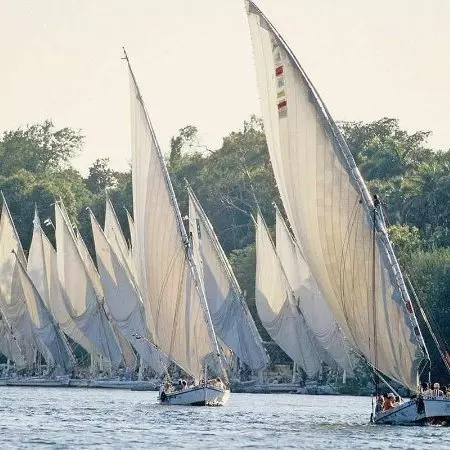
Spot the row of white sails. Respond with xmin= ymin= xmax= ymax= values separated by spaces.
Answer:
xmin=1 ymin=0 xmax=425 ymax=392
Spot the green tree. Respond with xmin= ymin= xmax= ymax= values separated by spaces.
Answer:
xmin=0 ymin=120 xmax=83 ymax=176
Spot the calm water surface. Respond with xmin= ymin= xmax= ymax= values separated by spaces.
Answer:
xmin=0 ymin=388 xmax=449 ymax=449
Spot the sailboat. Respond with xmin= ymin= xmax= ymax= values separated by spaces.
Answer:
xmin=188 ymin=185 xmax=269 ymax=377
xmin=255 ymin=211 xmax=324 ymax=378
xmin=28 ymin=209 xmax=100 ymax=373
xmin=245 ymin=0 xmax=450 ymax=424
xmin=55 ymin=201 xmax=123 ymax=373
xmin=274 ymin=206 xmax=354 ymax=377
xmin=125 ymin=50 xmax=229 ymax=406
xmin=89 ymin=204 xmax=167 ymax=377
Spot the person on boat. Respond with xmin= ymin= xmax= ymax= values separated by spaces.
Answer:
xmin=420 ymin=381 xmax=431 ymax=396
xmin=215 ymin=378 xmax=225 ymax=390
xmin=181 ymin=380 xmax=188 ymax=390
xmin=382 ymin=393 xmax=395 ymax=411
xmin=375 ymin=395 xmax=384 ymax=414
xmin=432 ymin=382 xmax=444 ymax=397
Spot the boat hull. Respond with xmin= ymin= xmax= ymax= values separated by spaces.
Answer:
xmin=159 ymin=385 xmax=229 ymax=406
xmin=375 ymin=397 xmax=450 ymax=425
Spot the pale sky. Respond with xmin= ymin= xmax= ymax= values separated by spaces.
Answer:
xmin=1 ymin=0 xmax=449 ymax=174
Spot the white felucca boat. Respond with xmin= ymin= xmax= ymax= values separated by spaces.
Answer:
xmin=188 ymin=185 xmax=269 ymax=376
xmin=125 ymin=50 xmax=229 ymax=406
xmin=245 ymin=0 xmax=450 ymax=424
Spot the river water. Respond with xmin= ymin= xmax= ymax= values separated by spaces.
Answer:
xmin=1 ymin=388 xmax=449 ymax=449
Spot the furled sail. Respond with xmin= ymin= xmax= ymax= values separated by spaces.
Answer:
xmin=127 ymin=55 xmax=221 ymax=380
xmin=12 ymin=253 xmax=73 ymax=372
xmin=246 ymin=0 xmax=427 ymax=389
xmin=255 ymin=212 xmax=322 ymax=377
xmin=188 ymin=185 xmax=268 ymax=372
xmin=0 ymin=197 xmax=39 ymax=365
xmin=90 ymin=210 xmax=166 ymax=374
xmin=275 ymin=207 xmax=354 ymax=375
xmin=55 ymin=202 xmax=123 ymax=369
xmin=28 ymin=211 xmax=97 ymax=358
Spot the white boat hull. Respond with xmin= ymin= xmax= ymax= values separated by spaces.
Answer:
xmin=5 ymin=377 xmax=70 ymax=388
xmin=375 ymin=397 xmax=450 ymax=425
xmin=159 ymin=385 xmax=229 ymax=406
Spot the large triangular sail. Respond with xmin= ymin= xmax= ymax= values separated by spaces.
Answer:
xmin=0 ymin=196 xmax=39 ymax=365
xmin=74 ymin=225 xmax=137 ymax=370
xmin=188 ymin=185 xmax=268 ymax=372
xmin=90 ymin=209 xmax=166 ymax=374
xmin=246 ymin=0 xmax=427 ymax=389
xmin=275 ymin=207 xmax=354 ymax=375
xmin=13 ymin=252 xmax=73 ymax=372
xmin=28 ymin=211 xmax=97 ymax=359
xmin=55 ymin=202 xmax=123 ymax=370
xmin=126 ymin=52 xmax=222 ymax=380
xmin=104 ymin=198 xmax=137 ymax=286
xmin=255 ymin=212 xmax=323 ymax=377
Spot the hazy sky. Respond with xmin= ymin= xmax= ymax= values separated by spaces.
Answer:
xmin=1 ymin=0 xmax=449 ymax=174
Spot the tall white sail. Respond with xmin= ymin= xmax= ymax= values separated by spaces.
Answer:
xmin=28 ymin=212 xmax=97 ymax=358
xmin=127 ymin=56 xmax=221 ymax=380
xmin=0 ymin=197 xmax=39 ymax=365
xmin=188 ymin=186 xmax=268 ymax=372
xmin=246 ymin=0 xmax=427 ymax=389
xmin=12 ymin=253 xmax=73 ymax=372
xmin=275 ymin=207 xmax=354 ymax=375
xmin=104 ymin=198 xmax=137 ymax=284
xmin=0 ymin=317 xmax=26 ymax=368
xmin=74 ymin=225 xmax=137 ymax=370
xmin=55 ymin=202 xmax=123 ymax=369
xmin=90 ymin=210 xmax=166 ymax=374
xmin=255 ymin=212 xmax=322 ymax=377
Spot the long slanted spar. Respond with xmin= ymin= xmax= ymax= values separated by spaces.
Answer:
xmin=89 ymin=207 xmax=166 ymax=374
xmin=188 ymin=185 xmax=269 ymax=373
xmin=275 ymin=207 xmax=354 ymax=376
xmin=246 ymin=0 xmax=428 ymax=390
xmin=126 ymin=53 xmax=225 ymax=382
xmin=55 ymin=202 xmax=123 ymax=370
xmin=255 ymin=211 xmax=323 ymax=377
xmin=28 ymin=211 xmax=99 ymax=360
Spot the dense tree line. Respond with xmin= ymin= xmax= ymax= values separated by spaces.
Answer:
xmin=1 ymin=116 xmax=449 ymax=381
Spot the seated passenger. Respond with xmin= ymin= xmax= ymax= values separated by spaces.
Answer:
xmin=182 ymin=380 xmax=188 ymax=390
xmin=375 ymin=395 xmax=384 ymax=414
xmin=215 ymin=378 xmax=225 ymax=390
xmin=421 ymin=382 xmax=431 ymax=396
xmin=432 ymin=382 xmax=444 ymax=397
xmin=382 ymin=393 xmax=395 ymax=411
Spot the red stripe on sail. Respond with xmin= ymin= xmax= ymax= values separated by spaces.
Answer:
xmin=278 ymin=100 xmax=287 ymax=110
xmin=275 ymin=66 xmax=283 ymax=76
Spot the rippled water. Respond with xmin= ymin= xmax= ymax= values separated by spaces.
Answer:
xmin=1 ymin=388 xmax=449 ymax=448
